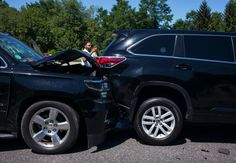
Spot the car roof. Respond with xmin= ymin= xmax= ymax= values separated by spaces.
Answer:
xmin=115 ymin=29 xmax=236 ymax=37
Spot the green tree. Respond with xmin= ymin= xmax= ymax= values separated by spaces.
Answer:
xmin=137 ymin=0 xmax=158 ymax=28
xmin=137 ymin=0 xmax=173 ymax=29
xmin=17 ymin=2 xmax=54 ymax=52
xmin=194 ymin=0 xmax=211 ymax=30
xmin=157 ymin=0 xmax=173 ymax=29
xmin=173 ymin=19 xmax=188 ymax=30
xmin=108 ymin=0 xmax=137 ymax=30
xmin=209 ymin=12 xmax=225 ymax=32
xmin=94 ymin=8 xmax=112 ymax=51
xmin=0 ymin=0 xmax=19 ymax=35
xmin=172 ymin=10 xmax=197 ymax=30
xmin=50 ymin=0 xmax=87 ymax=50
xmin=224 ymin=0 xmax=236 ymax=32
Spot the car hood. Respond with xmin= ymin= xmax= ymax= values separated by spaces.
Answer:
xmin=32 ymin=49 xmax=100 ymax=69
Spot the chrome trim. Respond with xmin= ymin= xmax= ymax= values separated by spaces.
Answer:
xmin=127 ymin=34 xmax=236 ymax=64
xmin=232 ymin=37 xmax=236 ymax=61
xmin=129 ymin=52 xmax=236 ymax=65
xmin=0 ymin=56 xmax=7 ymax=68
xmin=181 ymin=33 xmax=233 ymax=37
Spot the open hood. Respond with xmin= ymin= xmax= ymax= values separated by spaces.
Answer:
xmin=32 ymin=49 xmax=100 ymax=69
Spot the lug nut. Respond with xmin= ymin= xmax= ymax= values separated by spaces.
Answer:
xmin=54 ymin=124 xmax=57 ymax=127
xmin=48 ymin=130 xmax=51 ymax=133
xmin=53 ymin=129 xmax=56 ymax=132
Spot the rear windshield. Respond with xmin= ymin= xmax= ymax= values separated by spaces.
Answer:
xmin=102 ymin=36 xmax=126 ymax=56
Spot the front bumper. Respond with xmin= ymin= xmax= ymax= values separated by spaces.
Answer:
xmin=82 ymin=100 xmax=118 ymax=147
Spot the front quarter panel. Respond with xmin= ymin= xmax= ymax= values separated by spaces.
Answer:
xmin=7 ymin=68 xmax=94 ymax=131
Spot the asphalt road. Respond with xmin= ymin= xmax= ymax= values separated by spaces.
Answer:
xmin=0 ymin=123 xmax=236 ymax=163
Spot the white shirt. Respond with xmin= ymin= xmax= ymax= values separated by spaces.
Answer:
xmin=81 ymin=49 xmax=92 ymax=67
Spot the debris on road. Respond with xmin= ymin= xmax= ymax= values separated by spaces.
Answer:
xmin=201 ymin=149 xmax=210 ymax=153
xmin=218 ymin=148 xmax=230 ymax=155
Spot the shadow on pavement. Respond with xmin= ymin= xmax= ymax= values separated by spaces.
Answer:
xmin=181 ymin=123 xmax=236 ymax=143
xmin=1 ymin=123 xmax=236 ymax=154
xmin=88 ymin=123 xmax=236 ymax=153
xmin=0 ymin=138 xmax=28 ymax=152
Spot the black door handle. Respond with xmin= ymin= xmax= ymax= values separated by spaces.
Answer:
xmin=175 ymin=64 xmax=192 ymax=71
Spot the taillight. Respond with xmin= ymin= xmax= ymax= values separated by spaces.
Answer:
xmin=96 ymin=56 xmax=126 ymax=68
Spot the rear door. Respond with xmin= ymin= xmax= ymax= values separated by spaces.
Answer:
xmin=174 ymin=35 xmax=236 ymax=123
xmin=0 ymin=55 xmax=10 ymax=122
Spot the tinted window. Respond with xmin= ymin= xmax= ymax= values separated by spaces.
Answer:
xmin=0 ymin=57 xmax=6 ymax=67
xmin=184 ymin=36 xmax=234 ymax=62
xmin=130 ymin=35 xmax=176 ymax=56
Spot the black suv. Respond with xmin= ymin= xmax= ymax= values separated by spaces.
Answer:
xmin=98 ymin=30 xmax=236 ymax=145
xmin=0 ymin=33 xmax=117 ymax=154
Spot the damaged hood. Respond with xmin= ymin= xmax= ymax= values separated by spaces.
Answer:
xmin=32 ymin=49 xmax=100 ymax=68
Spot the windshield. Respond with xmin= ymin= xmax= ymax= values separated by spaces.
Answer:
xmin=0 ymin=35 xmax=43 ymax=63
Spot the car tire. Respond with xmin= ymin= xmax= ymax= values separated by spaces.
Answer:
xmin=134 ymin=97 xmax=183 ymax=145
xmin=21 ymin=101 xmax=79 ymax=154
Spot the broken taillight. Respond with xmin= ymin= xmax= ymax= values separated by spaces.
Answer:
xmin=96 ymin=56 xmax=126 ymax=68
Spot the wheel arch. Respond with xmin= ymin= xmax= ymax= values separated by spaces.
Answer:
xmin=17 ymin=95 xmax=86 ymax=137
xmin=130 ymin=81 xmax=193 ymax=121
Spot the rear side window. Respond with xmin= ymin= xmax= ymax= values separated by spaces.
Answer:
xmin=130 ymin=35 xmax=176 ymax=56
xmin=184 ymin=36 xmax=234 ymax=62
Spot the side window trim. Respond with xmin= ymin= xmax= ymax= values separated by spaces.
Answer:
xmin=173 ymin=35 xmax=178 ymax=56
xmin=127 ymin=34 xmax=177 ymax=57
xmin=183 ymin=34 xmax=235 ymax=63
xmin=173 ymin=35 xmax=185 ymax=57
xmin=0 ymin=56 xmax=8 ymax=68
xmin=232 ymin=37 xmax=236 ymax=62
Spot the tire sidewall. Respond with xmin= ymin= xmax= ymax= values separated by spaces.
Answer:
xmin=134 ymin=98 xmax=183 ymax=145
xmin=21 ymin=101 xmax=79 ymax=154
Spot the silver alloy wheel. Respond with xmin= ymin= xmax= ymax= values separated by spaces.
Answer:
xmin=141 ymin=106 xmax=175 ymax=139
xmin=29 ymin=107 xmax=71 ymax=148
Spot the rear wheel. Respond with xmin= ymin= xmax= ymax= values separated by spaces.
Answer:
xmin=21 ymin=101 xmax=79 ymax=154
xmin=134 ymin=97 xmax=183 ymax=145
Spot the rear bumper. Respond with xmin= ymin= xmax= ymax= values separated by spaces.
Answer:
xmin=83 ymin=100 xmax=118 ymax=147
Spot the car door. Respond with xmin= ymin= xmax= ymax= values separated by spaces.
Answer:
xmin=173 ymin=35 xmax=236 ymax=123
xmin=0 ymin=56 xmax=10 ymax=123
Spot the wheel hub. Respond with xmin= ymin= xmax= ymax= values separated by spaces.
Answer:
xmin=43 ymin=121 xmax=59 ymax=135
xmin=141 ymin=105 xmax=176 ymax=139
xmin=29 ymin=107 xmax=71 ymax=148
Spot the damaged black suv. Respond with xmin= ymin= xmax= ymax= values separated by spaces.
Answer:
xmin=0 ymin=33 xmax=117 ymax=154
xmin=100 ymin=30 xmax=236 ymax=146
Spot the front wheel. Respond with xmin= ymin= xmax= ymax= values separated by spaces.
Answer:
xmin=134 ymin=98 xmax=183 ymax=145
xmin=21 ymin=101 xmax=79 ymax=154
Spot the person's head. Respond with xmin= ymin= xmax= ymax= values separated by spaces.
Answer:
xmin=83 ymin=40 xmax=92 ymax=52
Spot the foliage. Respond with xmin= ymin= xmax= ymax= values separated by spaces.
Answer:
xmin=194 ymin=0 xmax=211 ymax=30
xmin=0 ymin=0 xmax=236 ymax=53
xmin=224 ymin=0 xmax=236 ymax=32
